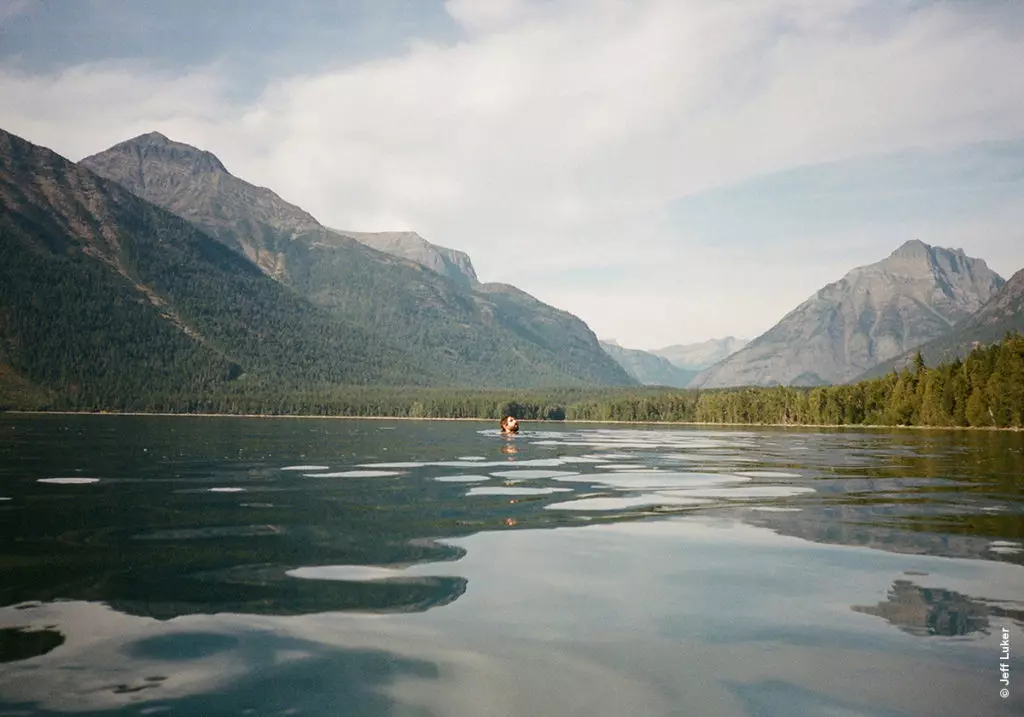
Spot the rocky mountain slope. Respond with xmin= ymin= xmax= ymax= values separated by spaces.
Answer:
xmin=650 ymin=337 xmax=748 ymax=371
xmin=690 ymin=240 xmax=1004 ymax=388
xmin=334 ymin=230 xmax=478 ymax=290
xmin=80 ymin=132 xmax=634 ymax=389
xmin=858 ymin=267 xmax=1024 ymax=379
xmin=0 ymin=128 xmax=431 ymax=408
xmin=599 ymin=341 xmax=698 ymax=387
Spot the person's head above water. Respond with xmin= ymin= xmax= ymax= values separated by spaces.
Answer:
xmin=500 ymin=416 xmax=519 ymax=434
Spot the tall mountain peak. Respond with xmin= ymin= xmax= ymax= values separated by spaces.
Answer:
xmin=690 ymin=241 xmax=1004 ymax=388
xmin=104 ymin=132 xmax=229 ymax=175
xmin=890 ymin=238 xmax=929 ymax=257
xmin=132 ymin=130 xmax=171 ymax=145
xmin=81 ymin=133 xmax=320 ymax=265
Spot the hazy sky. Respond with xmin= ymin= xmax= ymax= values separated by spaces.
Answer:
xmin=2 ymin=0 xmax=1022 ymax=349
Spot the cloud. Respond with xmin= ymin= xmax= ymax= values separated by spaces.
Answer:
xmin=0 ymin=62 xmax=234 ymax=160
xmin=1 ymin=0 xmax=1022 ymax=347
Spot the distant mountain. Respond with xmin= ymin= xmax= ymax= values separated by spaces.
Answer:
xmin=0 ymin=128 xmax=431 ymax=408
xmin=857 ymin=267 xmax=1024 ymax=379
xmin=334 ymin=230 xmax=478 ymax=290
xmin=650 ymin=337 xmax=748 ymax=371
xmin=599 ymin=341 xmax=698 ymax=388
xmin=690 ymin=240 xmax=1004 ymax=388
xmin=79 ymin=132 xmax=634 ymax=389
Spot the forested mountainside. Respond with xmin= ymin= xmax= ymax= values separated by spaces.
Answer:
xmin=0 ymin=128 xmax=435 ymax=409
xmin=80 ymin=133 xmax=634 ymax=389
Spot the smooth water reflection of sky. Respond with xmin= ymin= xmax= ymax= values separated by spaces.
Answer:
xmin=0 ymin=416 xmax=1021 ymax=716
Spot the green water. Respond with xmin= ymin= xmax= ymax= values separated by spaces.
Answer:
xmin=0 ymin=414 xmax=1021 ymax=716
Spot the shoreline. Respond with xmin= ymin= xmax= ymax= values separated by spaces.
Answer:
xmin=3 ymin=410 xmax=1021 ymax=432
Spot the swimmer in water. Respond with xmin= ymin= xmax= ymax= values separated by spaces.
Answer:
xmin=500 ymin=415 xmax=519 ymax=434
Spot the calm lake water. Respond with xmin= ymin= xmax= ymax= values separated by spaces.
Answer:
xmin=0 ymin=414 xmax=1021 ymax=716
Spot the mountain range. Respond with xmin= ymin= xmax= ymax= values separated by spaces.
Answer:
xmin=650 ymin=337 xmax=749 ymax=372
xmin=690 ymin=240 xmax=1006 ymax=388
xmin=597 ymin=341 xmax=698 ymax=388
xmin=78 ymin=131 xmax=634 ymax=390
xmin=2 ymin=125 xmax=1020 ymax=408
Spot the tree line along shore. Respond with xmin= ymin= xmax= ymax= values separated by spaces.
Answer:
xmin=4 ymin=333 xmax=1023 ymax=430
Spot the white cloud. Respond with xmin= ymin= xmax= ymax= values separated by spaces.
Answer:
xmin=0 ymin=62 xmax=234 ymax=160
xmin=1 ymin=0 xmax=1022 ymax=347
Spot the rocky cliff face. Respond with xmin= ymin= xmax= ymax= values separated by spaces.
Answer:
xmin=650 ymin=337 xmax=748 ymax=371
xmin=334 ymin=230 xmax=479 ymax=289
xmin=690 ymin=240 xmax=1004 ymax=388
xmin=858 ymin=266 xmax=1024 ymax=378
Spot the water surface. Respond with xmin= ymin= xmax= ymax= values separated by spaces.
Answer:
xmin=0 ymin=415 xmax=1021 ymax=716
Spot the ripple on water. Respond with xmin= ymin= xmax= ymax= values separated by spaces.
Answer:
xmin=37 ymin=478 xmax=100 ymax=485
xmin=467 ymin=486 xmax=572 ymax=496
xmin=546 ymin=493 xmax=712 ymax=511
xmin=489 ymin=469 xmax=582 ymax=480
xmin=285 ymin=564 xmax=457 ymax=582
xmin=551 ymin=471 xmax=748 ymax=490
xmin=208 ymin=487 xmax=245 ymax=493
xmin=287 ymin=565 xmax=413 ymax=581
xmin=431 ymin=474 xmax=490 ymax=483
xmin=682 ymin=486 xmax=815 ymax=499
xmin=280 ymin=465 xmax=330 ymax=471
xmin=304 ymin=470 xmax=403 ymax=478
xmin=736 ymin=471 xmax=803 ymax=479
xmin=356 ymin=462 xmax=425 ymax=469
xmin=133 ymin=525 xmax=284 ymax=540
xmin=988 ymin=540 xmax=1023 ymax=555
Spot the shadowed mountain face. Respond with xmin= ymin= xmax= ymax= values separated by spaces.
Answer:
xmin=858 ymin=268 xmax=1024 ymax=379
xmin=690 ymin=241 xmax=1004 ymax=388
xmin=599 ymin=341 xmax=698 ymax=388
xmin=650 ymin=337 xmax=748 ymax=372
xmin=79 ymin=133 xmax=634 ymax=389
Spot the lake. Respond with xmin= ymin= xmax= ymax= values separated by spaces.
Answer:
xmin=0 ymin=414 xmax=1021 ymax=716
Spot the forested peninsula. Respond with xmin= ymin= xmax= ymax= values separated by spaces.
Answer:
xmin=6 ymin=333 xmax=1023 ymax=430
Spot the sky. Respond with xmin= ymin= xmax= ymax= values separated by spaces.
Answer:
xmin=2 ymin=0 xmax=1023 ymax=350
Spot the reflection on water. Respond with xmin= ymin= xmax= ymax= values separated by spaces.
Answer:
xmin=0 ymin=416 xmax=1021 ymax=716
xmin=853 ymin=580 xmax=991 ymax=637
